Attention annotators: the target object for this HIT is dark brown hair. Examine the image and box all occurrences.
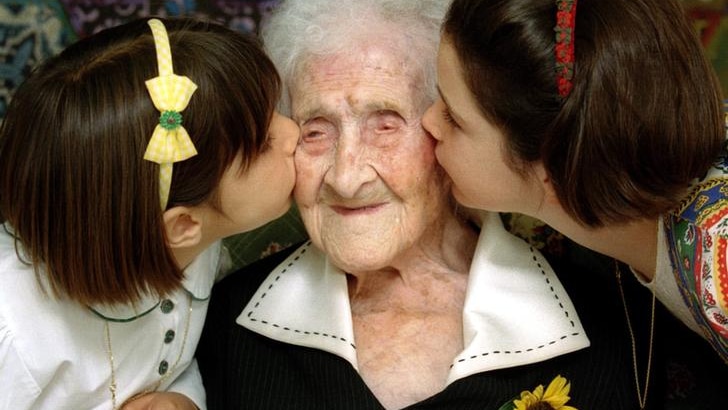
[444,0,725,226]
[0,17,281,305]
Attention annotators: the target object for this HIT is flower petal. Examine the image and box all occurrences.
[545,375,570,397]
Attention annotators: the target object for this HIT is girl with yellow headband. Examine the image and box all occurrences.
[0,17,298,409]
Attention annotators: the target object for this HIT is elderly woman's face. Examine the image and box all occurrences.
[291,45,449,272]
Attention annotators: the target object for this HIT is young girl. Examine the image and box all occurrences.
[422,0,728,369]
[0,17,298,409]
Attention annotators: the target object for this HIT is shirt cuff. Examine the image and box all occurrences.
[166,358,206,410]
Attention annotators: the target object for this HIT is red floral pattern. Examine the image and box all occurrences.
[554,0,577,97]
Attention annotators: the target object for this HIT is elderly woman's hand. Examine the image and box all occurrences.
[120,392,198,410]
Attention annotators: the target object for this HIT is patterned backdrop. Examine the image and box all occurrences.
[2,0,726,119]
[0,0,280,119]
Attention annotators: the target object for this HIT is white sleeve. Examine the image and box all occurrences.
[166,358,206,410]
[0,315,41,410]
[635,216,703,335]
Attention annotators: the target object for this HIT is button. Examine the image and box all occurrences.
[158,360,169,375]
[164,329,175,344]
[160,299,174,313]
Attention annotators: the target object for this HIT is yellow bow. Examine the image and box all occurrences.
[144,19,198,209]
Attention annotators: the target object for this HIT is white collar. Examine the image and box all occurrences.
[90,241,222,321]
[237,213,589,384]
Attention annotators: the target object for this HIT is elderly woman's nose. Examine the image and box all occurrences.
[323,133,377,199]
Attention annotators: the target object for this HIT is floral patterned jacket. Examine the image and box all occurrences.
[664,104,728,364]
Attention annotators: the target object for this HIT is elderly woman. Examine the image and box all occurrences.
[196,1,648,408]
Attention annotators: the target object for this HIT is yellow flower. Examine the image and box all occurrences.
[512,375,577,410]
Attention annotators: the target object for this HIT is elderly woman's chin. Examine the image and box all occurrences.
[323,241,407,273]
[303,206,434,273]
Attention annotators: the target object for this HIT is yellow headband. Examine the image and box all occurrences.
[144,18,198,209]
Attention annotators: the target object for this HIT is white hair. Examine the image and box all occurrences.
[260,0,451,114]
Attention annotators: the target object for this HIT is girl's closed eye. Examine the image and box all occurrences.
[442,107,459,127]
[261,136,274,152]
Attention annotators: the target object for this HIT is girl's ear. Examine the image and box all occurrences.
[162,206,203,249]
[533,161,557,202]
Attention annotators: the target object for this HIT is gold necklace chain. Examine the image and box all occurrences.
[104,293,193,409]
[615,260,655,410]
[104,322,117,408]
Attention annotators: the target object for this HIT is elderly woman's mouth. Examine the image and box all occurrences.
[329,203,387,215]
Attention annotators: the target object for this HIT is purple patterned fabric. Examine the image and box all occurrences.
[0,1,280,118]
[60,0,280,37]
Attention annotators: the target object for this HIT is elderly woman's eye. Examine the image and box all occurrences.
[299,123,336,155]
[370,110,404,134]
[298,118,338,157]
[302,130,324,140]
[300,117,334,143]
